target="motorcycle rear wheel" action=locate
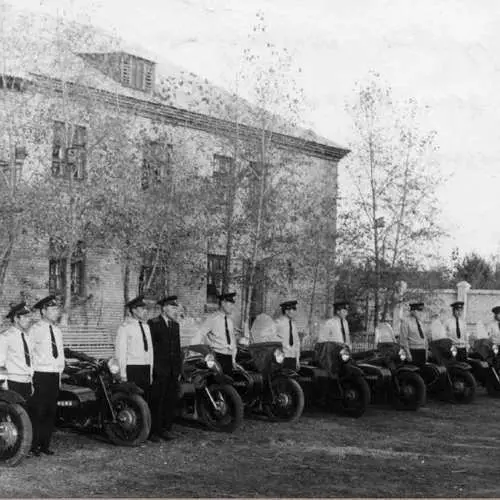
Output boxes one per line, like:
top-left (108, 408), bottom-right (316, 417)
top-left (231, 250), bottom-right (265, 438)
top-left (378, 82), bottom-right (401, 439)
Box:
top-left (393, 372), bottom-right (426, 411)
top-left (198, 384), bottom-right (244, 433)
top-left (104, 393), bottom-right (151, 446)
top-left (340, 376), bottom-right (370, 418)
top-left (264, 377), bottom-right (305, 423)
top-left (449, 370), bottom-right (477, 404)
top-left (0, 402), bottom-right (32, 467)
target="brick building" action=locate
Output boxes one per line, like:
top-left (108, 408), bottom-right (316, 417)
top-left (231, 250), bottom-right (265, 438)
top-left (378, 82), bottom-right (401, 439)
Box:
top-left (0, 7), bottom-right (349, 343)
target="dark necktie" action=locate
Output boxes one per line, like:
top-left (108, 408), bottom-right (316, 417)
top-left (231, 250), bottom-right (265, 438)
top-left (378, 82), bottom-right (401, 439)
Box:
top-left (139, 322), bottom-right (148, 352)
top-left (225, 316), bottom-right (231, 345)
top-left (49, 324), bottom-right (59, 358)
top-left (340, 319), bottom-right (346, 343)
top-left (415, 319), bottom-right (424, 340)
top-left (289, 319), bottom-right (294, 346)
top-left (21, 331), bottom-right (31, 367)
top-left (456, 317), bottom-right (461, 339)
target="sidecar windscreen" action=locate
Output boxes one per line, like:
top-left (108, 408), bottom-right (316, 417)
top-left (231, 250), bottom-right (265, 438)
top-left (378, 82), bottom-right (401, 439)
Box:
top-left (183, 344), bottom-right (211, 358)
top-left (250, 314), bottom-right (278, 343)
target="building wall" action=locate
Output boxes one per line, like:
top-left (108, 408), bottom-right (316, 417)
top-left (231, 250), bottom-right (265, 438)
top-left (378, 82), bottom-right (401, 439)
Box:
top-left (0, 80), bottom-right (339, 342)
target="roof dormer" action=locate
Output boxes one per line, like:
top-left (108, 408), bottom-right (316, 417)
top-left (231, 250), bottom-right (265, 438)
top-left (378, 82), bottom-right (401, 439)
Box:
top-left (78, 51), bottom-right (156, 94)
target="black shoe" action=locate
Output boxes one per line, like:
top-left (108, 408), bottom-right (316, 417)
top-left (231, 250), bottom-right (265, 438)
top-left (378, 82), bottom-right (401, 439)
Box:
top-left (40, 448), bottom-right (55, 456)
top-left (148, 434), bottom-right (161, 443)
top-left (30, 447), bottom-right (41, 457)
top-left (161, 432), bottom-right (174, 442)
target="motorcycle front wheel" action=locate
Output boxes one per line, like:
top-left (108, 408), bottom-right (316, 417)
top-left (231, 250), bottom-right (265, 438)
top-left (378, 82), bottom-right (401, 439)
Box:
top-left (393, 371), bottom-right (427, 411)
top-left (104, 393), bottom-right (151, 446)
top-left (197, 384), bottom-right (244, 433)
top-left (449, 369), bottom-right (477, 404)
top-left (340, 376), bottom-right (371, 418)
top-left (264, 377), bottom-right (305, 423)
top-left (0, 402), bottom-right (32, 467)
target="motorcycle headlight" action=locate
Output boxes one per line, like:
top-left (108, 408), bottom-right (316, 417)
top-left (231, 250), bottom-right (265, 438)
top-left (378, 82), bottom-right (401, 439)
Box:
top-left (204, 353), bottom-right (216, 369)
top-left (450, 345), bottom-right (458, 357)
top-left (398, 348), bottom-right (407, 361)
top-left (274, 348), bottom-right (285, 364)
top-left (493, 344), bottom-right (499, 355)
top-left (107, 358), bottom-right (120, 376)
top-left (340, 347), bottom-right (350, 362)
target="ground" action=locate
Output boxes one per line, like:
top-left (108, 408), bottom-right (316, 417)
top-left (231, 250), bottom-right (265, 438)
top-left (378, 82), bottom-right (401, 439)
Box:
top-left (2, 390), bottom-right (500, 498)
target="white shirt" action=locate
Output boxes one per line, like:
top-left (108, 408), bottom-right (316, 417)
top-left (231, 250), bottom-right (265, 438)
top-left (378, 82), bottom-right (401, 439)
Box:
top-left (190, 312), bottom-right (236, 357)
top-left (400, 316), bottom-right (428, 353)
top-left (486, 321), bottom-right (500, 343)
top-left (317, 316), bottom-right (351, 345)
top-left (0, 325), bottom-right (34, 383)
top-left (275, 316), bottom-right (300, 360)
top-left (115, 317), bottom-right (154, 381)
top-left (28, 319), bottom-right (65, 374)
top-left (444, 316), bottom-right (468, 348)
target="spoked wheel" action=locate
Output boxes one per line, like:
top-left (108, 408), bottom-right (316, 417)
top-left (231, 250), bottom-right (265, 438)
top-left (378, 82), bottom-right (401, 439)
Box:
top-left (104, 393), bottom-right (151, 446)
top-left (0, 402), bottom-right (32, 467)
top-left (198, 384), bottom-right (244, 433)
top-left (449, 370), bottom-right (477, 404)
top-left (340, 376), bottom-right (371, 418)
top-left (264, 377), bottom-right (304, 423)
top-left (394, 372), bottom-right (427, 411)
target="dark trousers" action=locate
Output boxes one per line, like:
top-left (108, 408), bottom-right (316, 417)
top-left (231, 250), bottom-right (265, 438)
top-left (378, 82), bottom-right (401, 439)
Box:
top-left (283, 357), bottom-right (297, 371)
top-left (457, 347), bottom-right (467, 362)
top-left (29, 372), bottom-right (60, 451)
top-left (150, 374), bottom-right (179, 435)
top-left (410, 349), bottom-right (427, 366)
top-left (126, 365), bottom-right (151, 402)
top-left (215, 353), bottom-right (233, 375)
top-left (8, 381), bottom-right (32, 401)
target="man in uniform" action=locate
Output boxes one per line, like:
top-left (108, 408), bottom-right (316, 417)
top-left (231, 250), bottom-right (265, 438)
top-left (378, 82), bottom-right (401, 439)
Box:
top-left (487, 306), bottom-right (500, 344)
top-left (444, 301), bottom-right (468, 361)
top-left (399, 302), bottom-right (428, 365)
top-left (190, 292), bottom-right (237, 374)
top-left (115, 295), bottom-right (154, 402)
top-left (314, 301), bottom-right (351, 377)
top-left (28, 295), bottom-right (65, 456)
top-left (275, 300), bottom-right (300, 370)
top-left (0, 302), bottom-right (33, 399)
top-left (148, 295), bottom-right (182, 442)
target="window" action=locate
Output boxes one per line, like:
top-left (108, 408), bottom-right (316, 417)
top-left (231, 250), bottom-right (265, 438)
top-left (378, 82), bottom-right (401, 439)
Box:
top-left (120, 54), bottom-right (155, 92)
top-left (207, 254), bottom-right (227, 304)
top-left (141, 141), bottom-right (172, 190)
top-left (49, 241), bottom-right (85, 297)
top-left (138, 249), bottom-right (166, 298)
top-left (52, 121), bottom-right (87, 180)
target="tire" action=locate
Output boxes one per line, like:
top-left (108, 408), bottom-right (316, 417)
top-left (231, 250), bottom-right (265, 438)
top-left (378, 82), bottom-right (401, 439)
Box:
top-left (0, 402), bottom-right (32, 467)
top-left (197, 384), bottom-right (244, 433)
top-left (264, 377), bottom-right (305, 423)
top-left (104, 393), bottom-right (151, 446)
top-left (393, 371), bottom-right (427, 411)
top-left (340, 376), bottom-right (371, 418)
top-left (486, 369), bottom-right (500, 397)
top-left (449, 370), bottom-right (477, 404)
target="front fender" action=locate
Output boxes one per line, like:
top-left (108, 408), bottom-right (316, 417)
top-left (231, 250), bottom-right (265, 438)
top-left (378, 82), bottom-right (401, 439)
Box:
top-left (111, 381), bottom-right (144, 395)
top-left (341, 363), bottom-right (365, 378)
top-left (448, 361), bottom-right (472, 371)
top-left (395, 364), bottom-right (420, 374)
top-left (275, 368), bottom-right (299, 378)
top-left (0, 389), bottom-right (26, 405)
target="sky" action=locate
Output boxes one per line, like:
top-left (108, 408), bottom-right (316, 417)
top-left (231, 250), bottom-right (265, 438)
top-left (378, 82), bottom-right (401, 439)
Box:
top-left (7, 0), bottom-right (500, 263)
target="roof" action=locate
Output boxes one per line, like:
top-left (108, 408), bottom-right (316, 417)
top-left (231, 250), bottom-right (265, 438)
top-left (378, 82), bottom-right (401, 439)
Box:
top-left (0, 4), bottom-right (349, 159)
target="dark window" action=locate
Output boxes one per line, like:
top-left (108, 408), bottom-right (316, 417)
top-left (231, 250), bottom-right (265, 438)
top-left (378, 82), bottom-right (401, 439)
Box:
top-left (141, 141), bottom-right (172, 190)
top-left (120, 55), bottom-right (154, 92)
top-left (52, 121), bottom-right (86, 180)
top-left (49, 241), bottom-right (85, 297)
top-left (138, 250), bottom-right (166, 298)
top-left (207, 253), bottom-right (227, 304)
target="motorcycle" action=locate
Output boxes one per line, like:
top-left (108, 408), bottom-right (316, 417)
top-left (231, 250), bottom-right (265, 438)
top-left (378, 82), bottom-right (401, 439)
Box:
top-left (299, 342), bottom-right (371, 418)
top-left (354, 342), bottom-right (426, 410)
top-left (425, 339), bottom-right (477, 404)
top-left (0, 384), bottom-right (32, 466)
top-left (57, 348), bottom-right (151, 446)
top-left (178, 344), bottom-right (244, 432)
top-left (232, 341), bottom-right (305, 423)
top-left (467, 339), bottom-right (500, 397)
